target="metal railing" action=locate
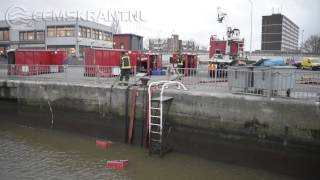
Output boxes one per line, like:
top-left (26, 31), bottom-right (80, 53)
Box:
top-left (1, 64), bottom-right (319, 102)
top-left (0, 64), bottom-right (138, 85)
top-left (169, 66), bottom-right (320, 101)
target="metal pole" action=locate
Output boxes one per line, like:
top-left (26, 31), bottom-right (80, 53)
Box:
top-left (301, 29), bottom-right (304, 51)
top-left (248, 0), bottom-right (253, 58)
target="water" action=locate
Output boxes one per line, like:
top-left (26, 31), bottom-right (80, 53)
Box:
top-left (0, 121), bottom-right (300, 180)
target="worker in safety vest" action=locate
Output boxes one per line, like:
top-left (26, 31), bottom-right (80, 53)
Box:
top-left (120, 51), bottom-right (131, 85)
top-left (177, 54), bottom-right (184, 74)
top-left (208, 61), bottom-right (217, 78)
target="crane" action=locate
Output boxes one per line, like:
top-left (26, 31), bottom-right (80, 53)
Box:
top-left (217, 7), bottom-right (240, 40)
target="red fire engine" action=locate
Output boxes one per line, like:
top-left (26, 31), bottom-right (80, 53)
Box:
top-left (209, 7), bottom-right (244, 62)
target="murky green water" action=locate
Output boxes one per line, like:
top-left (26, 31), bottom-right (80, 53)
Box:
top-left (0, 121), bottom-right (301, 180)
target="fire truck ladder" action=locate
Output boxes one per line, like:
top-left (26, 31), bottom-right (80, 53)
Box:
top-left (148, 81), bottom-right (187, 156)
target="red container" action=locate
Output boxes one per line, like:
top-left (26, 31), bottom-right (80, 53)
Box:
top-left (171, 53), bottom-right (198, 68)
top-left (138, 53), bottom-right (162, 75)
top-left (171, 53), bottom-right (198, 76)
top-left (95, 140), bottom-right (112, 149)
top-left (7, 50), bottom-right (67, 76)
top-left (84, 48), bottom-right (141, 77)
top-left (106, 160), bottom-right (128, 168)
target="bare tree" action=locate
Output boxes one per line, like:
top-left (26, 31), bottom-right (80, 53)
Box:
top-left (302, 34), bottom-right (320, 54)
top-left (111, 16), bottom-right (121, 34)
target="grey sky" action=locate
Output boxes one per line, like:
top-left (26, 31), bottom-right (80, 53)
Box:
top-left (1, 0), bottom-right (319, 51)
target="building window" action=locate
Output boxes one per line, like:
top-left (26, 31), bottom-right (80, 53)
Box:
top-left (56, 27), bottom-right (65, 37)
top-left (103, 32), bottom-right (112, 41)
top-left (47, 26), bottom-right (75, 37)
top-left (92, 29), bottom-right (97, 39)
top-left (87, 28), bottom-right (91, 38)
top-left (98, 31), bottom-right (103, 40)
top-left (65, 26), bottom-right (75, 37)
top-left (27, 32), bottom-right (34, 40)
top-left (0, 30), bottom-right (9, 41)
top-left (36, 31), bottom-right (44, 40)
top-left (19, 31), bottom-right (44, 41)
top-left (80, 26), bottom-right (87, 38)
top-left (48, 27), bottom-right (56, 37)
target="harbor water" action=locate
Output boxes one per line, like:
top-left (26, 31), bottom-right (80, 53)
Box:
top-left (0, 120), bottom-right (301, 180)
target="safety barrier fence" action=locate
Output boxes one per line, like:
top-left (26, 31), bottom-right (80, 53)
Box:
top-left (170, 66), bottom-right (320, 101)
top-left (0, 64), bottom-right (138, 85)
top-left (0, 64), bottom-right (319, 102)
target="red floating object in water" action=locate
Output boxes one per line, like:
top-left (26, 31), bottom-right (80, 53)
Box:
top-left (106, 160), bottom-right (129, 168)
top-left (96, 140), bottom-right (112, 149)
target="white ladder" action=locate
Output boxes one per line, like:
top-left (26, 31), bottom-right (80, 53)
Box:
top-left (148, 81), bottom-right (187, 156)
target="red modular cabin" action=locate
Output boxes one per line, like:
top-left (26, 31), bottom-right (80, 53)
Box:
top-left (171, 53), bottom-right (198, 69)
top-left (84, 48), bottom-right (139, 77)
top-left (7, 50), bottom-right (67, 76)
top-left (171, 53), bottom-right (198, 76)
top-left (138, 53), bottom-right (162, 75)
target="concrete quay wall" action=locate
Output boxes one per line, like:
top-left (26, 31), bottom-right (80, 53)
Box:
top-left (1, 80), bottom-right (320, 147)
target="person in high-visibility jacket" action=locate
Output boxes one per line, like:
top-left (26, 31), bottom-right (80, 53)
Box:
top-left (177, 54), bottom-right (184, 74)
top-left (120, 52), bottom-right (131, 85)
top-left (208, 61), bottom-right (217, 78)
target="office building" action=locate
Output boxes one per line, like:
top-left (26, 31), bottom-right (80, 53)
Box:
top-left (261, 14), bottom-right (299, 52)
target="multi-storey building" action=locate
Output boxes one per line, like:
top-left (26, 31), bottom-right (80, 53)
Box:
top-left (0, 18), bottom-right (113, 57)
top-left (261, 14), bottom-right (299, 52)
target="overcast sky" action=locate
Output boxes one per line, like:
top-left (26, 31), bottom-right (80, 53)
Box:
top-left (1, 0), bottom-right (319, 51)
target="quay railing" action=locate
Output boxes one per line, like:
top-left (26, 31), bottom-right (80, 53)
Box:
top-left (1, 64), bottom-right (319, 102)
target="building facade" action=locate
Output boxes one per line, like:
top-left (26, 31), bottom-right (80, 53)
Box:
top-left (149, 34), bottom-right (197, 52)
top-left (261, 14), bottom-right (299, 52)
top-left (0, 19), bottom-right (113, 57)
top-left (113, 34), bottom-right (143, 51)
top-left (148, 38), bottom-right (168, 52)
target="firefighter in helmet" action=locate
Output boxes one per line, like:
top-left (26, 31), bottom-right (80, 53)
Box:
top-left (119, 51), bottom-right (131, 85)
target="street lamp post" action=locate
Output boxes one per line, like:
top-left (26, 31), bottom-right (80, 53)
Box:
top-left (248, 0), bottom-right (253, 58)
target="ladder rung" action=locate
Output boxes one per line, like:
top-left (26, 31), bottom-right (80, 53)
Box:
top-left (151, 131), bottom-right (161, 134)
top-left (151, 139), bottom-right (161, 142)
top-left (151, 107), bottom-right (161, 110)
top-left (151, 115), bottom-right (161, 118)
top-left (150, 123), bottom-right (161, 126)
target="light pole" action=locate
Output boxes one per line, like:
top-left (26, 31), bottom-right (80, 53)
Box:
top-left (248, 0), bottom-right (253, 58)
top-left (301, 29), bottom-right (304, 52)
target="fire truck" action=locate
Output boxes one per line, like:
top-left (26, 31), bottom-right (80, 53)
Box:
top-left (209, 7), bottom-right (244, 64)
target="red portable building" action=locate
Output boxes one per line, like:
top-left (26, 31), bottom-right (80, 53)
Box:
top-left (137, 53), bottom-right (162, 75)
top-left (84, 48), bottom-right (140, 77)
top-left (171, 53), bottom-right (198, 69)
top-left (7, 50), bottom-right (67, 76)
top-left (171, 53), bottom-right (198, 76)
